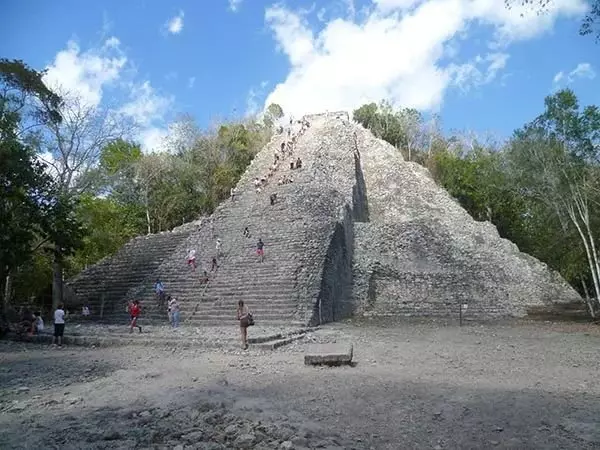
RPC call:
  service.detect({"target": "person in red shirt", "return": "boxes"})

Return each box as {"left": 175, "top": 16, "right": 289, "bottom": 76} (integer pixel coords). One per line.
{"left": 128, "top": 300, "right": 142, "bottom": 333}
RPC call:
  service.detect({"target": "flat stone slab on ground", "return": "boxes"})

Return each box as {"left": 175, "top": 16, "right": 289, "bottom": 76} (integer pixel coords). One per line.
{"left": 304, "top": 343, "right": 353, "bottom": 366}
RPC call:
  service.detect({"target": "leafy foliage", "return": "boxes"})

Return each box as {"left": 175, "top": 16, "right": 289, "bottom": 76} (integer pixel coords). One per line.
{"left": 0, "top": 60, "right": 83, "bottom": 312}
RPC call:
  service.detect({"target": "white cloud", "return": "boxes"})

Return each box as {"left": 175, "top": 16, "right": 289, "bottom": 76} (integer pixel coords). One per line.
{"left": 449, "top": 52, "right": 509, "bottom": 92}
{"left": 43, "top": 37, "right": 127, "bottom": 107}
{"left": 373, "top": 0, "right": 423, "bottom": 12}
{"left": 570, "top": 63, "right": 596, "bottom": 80}
{"left": 119, "top": 81, "right": 173, "bottom": 127}
{"left": 553, "top": 62, "right": 596, "bottom": 87}
{"left": 553, "top": 71, "right": 564, "bottom": 84}
{"left": 246, "top": 81, "right": 270, "bottom": 116}
{"left": 119, "top": 81, "right": 174, "bottom": 152}
{"left": 44, "top": 37, "right": 175, "bottom": 154}
{"left": 139, "top": 128, "right": 169, "bottom": 153}
{"left": 263, "top": 0, "right": 587, "bottom": 118}
{"left": 188, "top": 76, "right": 196, "bottom": 88}
{"left": 229, "top": 0, "right": 243, "bottom": 12}
{"left": 164, "top": 10, "right": 184, "bottom": 35}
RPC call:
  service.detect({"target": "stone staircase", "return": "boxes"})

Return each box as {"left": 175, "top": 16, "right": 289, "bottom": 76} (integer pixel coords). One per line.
{"left": 108, "top": 117, "right": 350, "bottom": 327}
{"left": 66, "top": 231, "right": 191, "bottom": 320}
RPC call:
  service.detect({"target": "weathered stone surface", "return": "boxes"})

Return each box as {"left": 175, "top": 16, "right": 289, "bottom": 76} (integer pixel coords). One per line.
{"left": 65, "top": 111, "right": 581, "bottom": 327}
{"left": 351, "top": 123, "right": 581, "bottom": 319}
{"left": 304, "top": 343, "right": 353, "bottom": 366}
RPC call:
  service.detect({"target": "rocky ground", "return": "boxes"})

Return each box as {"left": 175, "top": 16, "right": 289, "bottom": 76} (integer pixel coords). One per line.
{"left": 1, "top": 319, "right": 600, "bottom": 450}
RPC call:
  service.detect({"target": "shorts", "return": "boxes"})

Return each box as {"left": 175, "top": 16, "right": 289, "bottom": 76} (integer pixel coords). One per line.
{"left": 54, "top": 323, "right": 65, "bottom": 337}
{"left": 257, "top": 248, "right": 264, "bottom": 256}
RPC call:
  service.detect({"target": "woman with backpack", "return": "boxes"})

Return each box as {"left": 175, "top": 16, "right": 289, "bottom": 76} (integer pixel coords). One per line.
{"left": 236, "top": 300, "right": 253, "bottom": 350}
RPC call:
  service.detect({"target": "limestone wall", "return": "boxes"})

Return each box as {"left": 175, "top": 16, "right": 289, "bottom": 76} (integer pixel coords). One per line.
{"left": 351, "top": 122, "right": 581, "bottom": 319}
{"left": 65, "top": 229, "right": 192, "bottom": 319}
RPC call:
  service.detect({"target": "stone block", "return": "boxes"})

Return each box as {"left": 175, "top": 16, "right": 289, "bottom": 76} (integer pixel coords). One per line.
{"left": 304, "top": 343, "right": 353, "bottom": 366}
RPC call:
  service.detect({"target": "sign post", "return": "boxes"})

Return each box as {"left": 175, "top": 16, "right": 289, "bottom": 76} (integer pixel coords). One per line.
{"left": 459, "top": 303, "right": 468, "bottom": 327}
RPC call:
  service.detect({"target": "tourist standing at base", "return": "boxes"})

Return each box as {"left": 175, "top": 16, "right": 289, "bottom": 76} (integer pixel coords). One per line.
{"left": 237, "top": 300, "right": 251, "bottom": 350}
{"left": 128, "top": 300, "right": 142, "bottom": 333}
{"left": 52, "top": 303, "right": 65, "bottom": 347}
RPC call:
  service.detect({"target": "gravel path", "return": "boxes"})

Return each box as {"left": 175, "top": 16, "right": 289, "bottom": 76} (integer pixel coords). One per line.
{"left": 1, "top": 320, "right": 599, "bottom": 449}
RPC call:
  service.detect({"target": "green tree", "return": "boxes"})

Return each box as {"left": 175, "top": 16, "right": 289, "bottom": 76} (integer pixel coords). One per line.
{"left": 508, "top": 89, "right": 600, "bottom": 310}
{"left": 38, "top": 91, "right": 131, "bottom": 309}
{"left": 353, "top": 101, "right": 426, "bottom": 161}
{"left": 67, "top": 195, "right": 143, "bottom": 274}
{"left": 0, "top": 59, "right": 82, "bottom": 313}
{"left": 263, "top": 103, "right": 284, "bottom": 128}
{"left": 99, "top": 139, "right": 143, "bottom": 206}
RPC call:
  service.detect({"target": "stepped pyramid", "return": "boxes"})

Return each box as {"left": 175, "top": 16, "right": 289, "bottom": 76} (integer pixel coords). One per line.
{"left": 66, "top": 112, "right": 581, "bottom": 326}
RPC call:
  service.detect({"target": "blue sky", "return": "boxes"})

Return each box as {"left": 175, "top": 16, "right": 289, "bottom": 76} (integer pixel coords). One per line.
{"left": 1, "top": 0, "right": 598, "bottom": 150}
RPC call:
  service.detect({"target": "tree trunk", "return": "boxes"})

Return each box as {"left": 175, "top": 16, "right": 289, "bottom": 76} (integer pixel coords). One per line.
{"left": 568, "top": 206, "right": 600, "bottom": 301}
{"left": 580, "top": 276, "right": 595, "bottom": 319}
{"left": 146, "top": 206, "right": 151, "bottom": 235}
{"left": 52, "top": 248, "right": 63, "bottom": 311}
{"left": 2, "top": 270, "right": 10, "bottom": 315}
{"left": 145, "top": 189, "right": 151, "bottom": 235}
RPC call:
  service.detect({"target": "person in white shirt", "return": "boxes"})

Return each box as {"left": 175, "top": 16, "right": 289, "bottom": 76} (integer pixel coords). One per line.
{"left": 53, "top": 304, "right": 65, "bottom": 347}
{"left": 186, "top": 249, "right": 197, "bottom": 271}
{"left": 216, "top": 238, "right": 222, "bottom": 256}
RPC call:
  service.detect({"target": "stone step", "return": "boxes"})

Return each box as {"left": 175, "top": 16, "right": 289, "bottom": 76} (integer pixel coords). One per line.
{"left": 13, "top": 325, "right": 314, "bottom": 350}
{"left": 158, "top": 288, "right": 298, "bottom": 297}
{"left": 183, "top": 303, "right": 297, "bottom": 312}
{"left": 79, "top": 314, "right": 307, "bottom": 326}
{"left": 166, "top": 288, "right": 298, "bottom": 297}
{"left": 184, "top": 313, "right": 296, "bottom": 321}
{"left": 180, "top": 304, "right": 298, "bottom": 314}
{"left": 254, "top": 332, "right": 306, "bottom": 350}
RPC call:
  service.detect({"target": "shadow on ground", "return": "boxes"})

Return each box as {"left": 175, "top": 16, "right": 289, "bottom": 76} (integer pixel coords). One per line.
{"left": 0, "top": 343, "right": 120, "bottom": 393}
{"left": 243, "top": 375, "right": 600, "bottom": 449}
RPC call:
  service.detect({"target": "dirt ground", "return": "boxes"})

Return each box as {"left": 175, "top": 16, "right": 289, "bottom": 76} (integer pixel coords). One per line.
{"left": 1, "top": 320, "right": 600, "bottom": 450}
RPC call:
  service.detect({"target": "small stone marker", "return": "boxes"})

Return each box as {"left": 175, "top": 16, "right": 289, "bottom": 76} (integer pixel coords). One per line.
{"left": 304, "top": 343, "right": 353, "bottom": 366}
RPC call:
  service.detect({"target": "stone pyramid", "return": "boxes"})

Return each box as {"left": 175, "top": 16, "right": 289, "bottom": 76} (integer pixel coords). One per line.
{"left": 66, "top": 112, "right": 580, "bottom": 325}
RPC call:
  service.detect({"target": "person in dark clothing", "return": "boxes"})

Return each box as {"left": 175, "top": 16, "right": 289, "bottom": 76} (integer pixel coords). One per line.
{"left": 296, "top": 157, "right": 302, "bottom": 169}
{"left": 256, "top": 238, "right": 265, "bottom": 262}
{"left": 199, "top": 271, "right": 209, "bottom": 284}
{"left": 211, "top": 257, "right": 218, "bottom": 272}
{"left": 270, "top": 193, "right": 277, "bottom": 206}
